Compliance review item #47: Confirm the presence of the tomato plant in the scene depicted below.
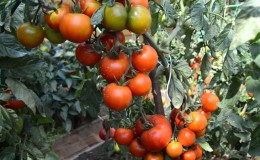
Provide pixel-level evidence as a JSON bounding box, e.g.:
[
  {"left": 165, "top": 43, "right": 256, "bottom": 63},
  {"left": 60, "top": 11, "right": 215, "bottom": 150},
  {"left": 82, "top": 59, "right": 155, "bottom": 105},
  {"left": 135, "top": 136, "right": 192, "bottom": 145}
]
[
  {"left": 166, "top": 141, "right": 183, "bottom": 158},
  {"left": 177, "top": 128, "right": 196, "bottom": 147},
  {"left": 129, "top": 138, "right": 147, "bottom": 157},
  {"left": 187, "top": 111, "right": 207, "bottom": 132},
  {"left": 45, "top": 24, "right": 66, "bottom": 44},
  {"left": 144, "top": 152, "right": 164, "bottom": 160}
]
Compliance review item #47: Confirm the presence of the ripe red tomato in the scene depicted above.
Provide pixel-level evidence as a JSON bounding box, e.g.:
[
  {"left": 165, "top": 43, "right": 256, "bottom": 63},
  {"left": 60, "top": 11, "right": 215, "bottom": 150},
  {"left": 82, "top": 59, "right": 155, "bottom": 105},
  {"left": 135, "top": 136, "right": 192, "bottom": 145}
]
[
  {"left": 102, "top": 83, "right": 132, "bottom": 111},
  {"left": 129, "top": 138, "right": 147, "bottom": 157},
  {"left": 170, "top": 108, "right": 187, "bottom": 128},
  {"left": 127, "top": 5, "right": 151, "bottom": 34},
  {"left": 248, "top": 92, "right": 254, "bottom": 97},
  {"left": 195, "top": 128, "right": 206, "bottom": 138},
  {"left": 75, "top": 43, "right": 101, "bottom": 66},
  {"left": 100, "top": 31, "right": 125, "bottom": 51},
  {"left": 197, "top": 108, "right": 211, "bottom": 119},
  {"left": 187, "top": 111, "right": 207, "bottom": 132},
  {"left": 59, "top": 13, "right": 93, "bottom": 43},
  {"left": 192, "top": 143, "right": 203, "bottom": 159},
  {"left": 5, "top": 100, "right": 25, "bottom": 110},
  {"left": 166, "top": 141, "right": 183, "bottom": 158},
  {"left": 132, "top": 45, "right": 158, "bottom": 73},
  {"left": 144, "top": 152, "right": 164, "bottom": 160},
  {"left": 195, "top": 56, "right": 201, "bottom": 63},
  {"left": 45, "top": 24, "right": 66, "bottom": 44},
  {"left": 80, "top": 0, "right": 101, "bottom": 17},
  {"left": 103, "top": 2, "right": 127, "bottom": 31},
  {"left": 201, "top": 92, "right": 220, "bottom": 112},
  {"left": 98, "top": 127, "right": 115, "bottom": 140},
  {"left": 191, "top": 62, "right": 200, "bottom": 70},
  {"left": 130, "top": 0, "right": 149, "bottom": 8},
  {"left": 177, "top": 128, "right": 196, "bottom": 147},
  {"left": 181, "top": 150, "right": 196, "bottom": 160},
  {"left": 127, "top": 73, "right": 152, "bottom": 96},
  {"left": 16, "top": 23, "right": 45, "bottom": 48},
  {"left": 114, "top": 128, "right": 134, "bottom": 145},
  {"left": 45, "top": 3, "right": 71, "bottom": 31},
  {"left": 99, "top": 52, "right": 129, "bottom": 82},
  {"left": 136, "top": 114, "right": 172, "bottom": 152},
  {"left": 99, "top": 128, "right": 106, "bottom": 140}
]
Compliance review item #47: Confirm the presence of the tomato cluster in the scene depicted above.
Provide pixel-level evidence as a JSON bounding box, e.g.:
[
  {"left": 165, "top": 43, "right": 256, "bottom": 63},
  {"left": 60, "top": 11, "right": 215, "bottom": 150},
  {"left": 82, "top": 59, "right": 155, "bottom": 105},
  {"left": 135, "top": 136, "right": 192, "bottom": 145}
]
[
  {"left": 165, "top": 91, "right": 219, "bottom": 160},
  {"left": 16, "top": 0, "right": 151, "bottom": 49}
]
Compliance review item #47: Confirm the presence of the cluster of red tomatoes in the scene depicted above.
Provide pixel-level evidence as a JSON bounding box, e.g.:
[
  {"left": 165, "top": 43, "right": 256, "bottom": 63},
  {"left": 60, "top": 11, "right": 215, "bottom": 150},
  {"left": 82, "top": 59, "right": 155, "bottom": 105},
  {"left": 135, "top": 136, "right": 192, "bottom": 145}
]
[
  {"left": 166, "top": 91, "right": 220, "bottom": 160},
  {"left": 99, "top": 91, "right": 220, "bottom": 160},
  {"left": 16, "top": 0, "right": 151, "bottom": 49}
]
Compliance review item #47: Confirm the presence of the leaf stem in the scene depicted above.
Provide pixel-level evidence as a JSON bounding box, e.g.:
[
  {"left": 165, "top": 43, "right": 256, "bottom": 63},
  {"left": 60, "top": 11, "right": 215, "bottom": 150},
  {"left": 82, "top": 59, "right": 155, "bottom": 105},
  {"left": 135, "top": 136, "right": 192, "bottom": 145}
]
[{"left": 209, "top": 12, "right": 229, "bottom": 24}]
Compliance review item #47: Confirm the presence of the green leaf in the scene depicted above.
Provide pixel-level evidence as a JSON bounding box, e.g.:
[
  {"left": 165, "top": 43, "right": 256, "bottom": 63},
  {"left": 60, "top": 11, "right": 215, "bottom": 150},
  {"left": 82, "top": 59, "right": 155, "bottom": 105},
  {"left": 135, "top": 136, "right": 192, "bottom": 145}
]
[
  {"left": 234, "top": 132, "right": 251, "bottom": 143},
  {"left": 64, "top": 119, "right": 72, "bottom": 132},
  {"left": 205, "top": 25, "right": 220, "bottom": 41},
  {"left": 223, "top": 50, "right": 239, "bottom": 75},
  {"left": 45, "top": 151, "right": 59, "bottom": 160},
  {"left": 230, "top": 0, "right": 260, "bottom": 49},
  {"left": 5, "top": 78, "right": 44, "bottom": 114},
  {"left": 225, "top": 77, "right": 242, "bottom": 99},
  {"left": 200, "top": 53, "right": 211, "bottom": 80},
  {"left": 0, "top": 56, "right": 45, "bottom": 79},
  {"left": 191, "top": 3, "right": 205, "bottom": 31},
  {"left": 168, "top": 74, "right": 185, "bottom": 109},
  {"left": 151, "top": 12, "right": 159, "bottom": 36},
  {"left": 0, "top": 33, "right": 28, "bottom": 58},
  {"left": 246, "top": 77, "right": 260, "bottom": 104},
  {"left": 79, "top": 79, "right": 102, "bottom": 118},
  {"left": 91, "top": 4, "right": 106, "bottom": 25},
  {"left": 249, "top": 124, "right": 260, "bottom": 156},
  {"left": 0, "top": 147, "right": 15, "bottom": 160},
  {"left": 199, "top": 141, "right": 213, "bottom": 152},
  {"left": 250, "top": 44, "right": 260, "bottom": 67},
  {"left": 173, "top": 60, "right": 192, "bottom": 78},
  {"left": 162, "top": 0, "right": 176, "bottom": 27},
  {"left": 226, "top": 113, "right": 244, "bottom": 130},
  {"left": 183, "top": 27, "right": 193, "bottom": 58},
  {"left": 215, "top": 23, "right": 233, "bottom": 51}
]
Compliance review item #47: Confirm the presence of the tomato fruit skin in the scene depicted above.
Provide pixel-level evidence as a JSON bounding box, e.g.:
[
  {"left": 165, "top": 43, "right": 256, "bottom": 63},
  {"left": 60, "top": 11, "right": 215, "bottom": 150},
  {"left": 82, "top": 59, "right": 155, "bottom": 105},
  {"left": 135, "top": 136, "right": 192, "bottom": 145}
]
[
  {"left": 59, "top": 13, "right": 93, "bottom": 43},
  {"left": 127, "top": 73, "right": 152, "bottom": 96},
  {"left": 191, "top": 62, "right": 200, "bottom": 70},
  {"left": 127, "top": 5, "right": 151, "bottom": 34},
  {"left": 103, "top": 2, "right": 127, "bottom": 31},
  {"left": 45, "top": 24, "right": 66, "bottom": 44},
  {"left": 80, "top": 0, "right": 101, "bottom": 17},
  {"left": 187, "top": 111, "right": 207, "bottom": 132},
  {"left": 201, "top": 92, "right": 220, "bottom": 112},
  {"left": 192, "top": 143, "right": 203, "bottom": 159},
  {"left": 99, "top": 128, "right": 106, "bottom": 140},
  {"left": 16, "top": 23, "right": 45, "bottom": 49},
  {"left": 100, "top": 31, "right": 125, "bottom": 51},
  {"left": 130, "top": 0, "right": 149, "bottom": 8},
  {"left": 197, "top": 108, "right": 211, "bottom": 119},
  {"left": 100, "top": 52, "right": 129, "bottom": 82},
  {"left": 195, "top": 128, "right": 206, "bottom": 138},
  {"left": 166, "top": 141, "right": 183, "bottom": 158},
  {"left": 144, "top": 152, "right": 164, "bottom": 160},
  {"left": 5, "top": 100, "right": 25, "bottom": 110},
  {"left": 114, "top": 128, "right": 134, "bottom": 145},
  {"left": 137, "top": 114, "right": 172, "bottom": 152},
  {"left": 181, "top": 150, "right": 196, "bottom": 160},
  {"left": 45, "top": 3, "right": 71, "bottom": 31},
  {"left": 129, "top": 138, "right": 147, "bottom": 157},
  {"left": 177, "top": 128, "right": 196, "bottom": 147},
  {"left": 170, "top": 108, "right": 187, "bottom": 128},
  {"left": 75, "top": 43, "right": 101, "bottom": 66},
  {"left": 103, "top": 83, "right": 132, "bottom": 111},
  {"left": 132, "top": 45, "right": 158, "bottom": 73}
]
